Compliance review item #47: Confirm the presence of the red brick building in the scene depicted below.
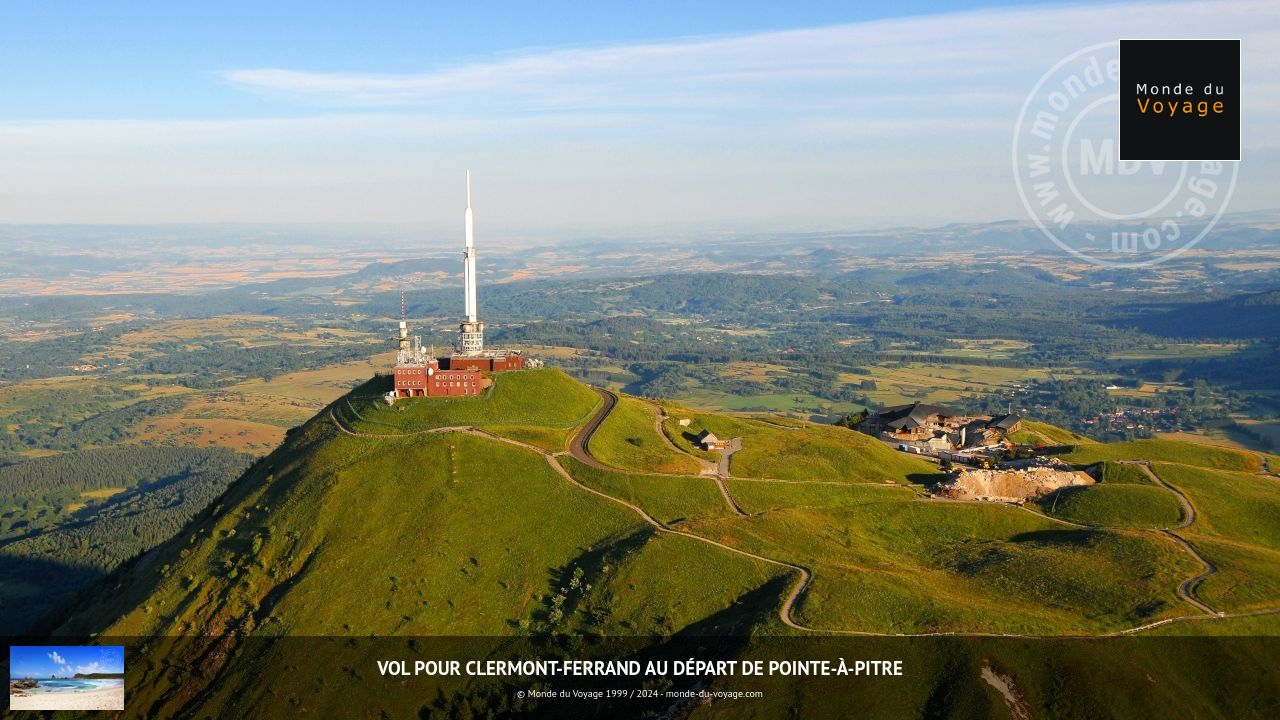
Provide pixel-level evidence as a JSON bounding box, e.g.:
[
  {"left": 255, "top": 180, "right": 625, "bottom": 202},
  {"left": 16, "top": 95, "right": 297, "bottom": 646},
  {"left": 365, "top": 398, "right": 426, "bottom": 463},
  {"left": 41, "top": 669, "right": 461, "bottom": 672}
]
[
  {"left": 441, "top": 351, "right": 525, "bottom": 372},
  {"left": 393, "top": 360, "right": 482, "bottom": 398}
]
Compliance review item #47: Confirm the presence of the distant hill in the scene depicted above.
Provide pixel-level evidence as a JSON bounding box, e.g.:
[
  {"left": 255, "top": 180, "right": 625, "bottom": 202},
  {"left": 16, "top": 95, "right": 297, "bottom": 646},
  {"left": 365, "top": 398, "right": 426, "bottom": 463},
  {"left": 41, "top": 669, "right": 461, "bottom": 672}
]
[{"left": 1125, "top": 290, "right": 1280, "bottom": 340}]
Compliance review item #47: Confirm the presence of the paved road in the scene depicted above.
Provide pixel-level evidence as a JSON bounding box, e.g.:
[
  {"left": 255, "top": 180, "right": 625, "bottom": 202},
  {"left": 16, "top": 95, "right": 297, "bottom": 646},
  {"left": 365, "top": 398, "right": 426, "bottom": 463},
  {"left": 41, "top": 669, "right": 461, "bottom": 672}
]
[
  {"left": 715, "top": 438, "right": 749, "bottom": 517},
  {"left": 329, "top": 397, "right": 1277, "bottom": 637},
  {"left": 648, "top": 401, "right": 746, "bottom": 515},
  {"left": 567, "top": 388, "right": 617, "bottom": 471},
  {"left": 718, "top": 437, "right": 742, "bottom": 476}
]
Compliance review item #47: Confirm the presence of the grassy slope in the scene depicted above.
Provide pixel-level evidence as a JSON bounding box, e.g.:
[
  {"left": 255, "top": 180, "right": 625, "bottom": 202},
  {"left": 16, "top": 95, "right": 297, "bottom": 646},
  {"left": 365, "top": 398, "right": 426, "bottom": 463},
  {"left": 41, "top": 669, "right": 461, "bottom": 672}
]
[
  {"left": 1141, "top": 613, "right": 1280, "bottom": 635},
  {"left": 696, "top": 482, "right": 1197, "bottom": 634},
  {"left": 58, "top": 416, "right": 772, "bottom": 642},
  {"left": 1064, "top": 439, "right": 1260, "bottom": 473},
  {"left": 662, "top": 407, "right": 940, "bottom": 483},
  {"left": 588, "top": 396, "right": 701, "bottom": 475},
  {"left": 1039, "top": 484, "right": 1185, "bottom": 529},
  {"left": 1014, "top": 420, "right": 1094, "bottom": 445},
  {"left": 346, "top": 368, "right": 599, "bottom": 434},
  {"left": 726, "top": 480, "right": 919, "bottom": 515},
  {"left": 479, "top": 424, "right": 574, "bottom": 453},
  {"left": 1154, "top": 463, "right": 1280, "bottom": 611},
  {"left": 1100, "top": 461, "right": 1154, "bottom": 484},
  {"left": 26, "top": 367, "right": 1280, "bottom": 718},
  {"left": 561, "top": 456, "right": 729, "bottom": 525}
]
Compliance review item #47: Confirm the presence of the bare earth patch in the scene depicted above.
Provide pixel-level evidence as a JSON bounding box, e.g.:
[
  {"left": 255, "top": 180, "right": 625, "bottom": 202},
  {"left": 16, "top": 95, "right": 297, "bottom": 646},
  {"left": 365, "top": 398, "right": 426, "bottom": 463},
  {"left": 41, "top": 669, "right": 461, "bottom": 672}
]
[{"left": 935, "top": 459, "right": 1095, "bottom": 503}]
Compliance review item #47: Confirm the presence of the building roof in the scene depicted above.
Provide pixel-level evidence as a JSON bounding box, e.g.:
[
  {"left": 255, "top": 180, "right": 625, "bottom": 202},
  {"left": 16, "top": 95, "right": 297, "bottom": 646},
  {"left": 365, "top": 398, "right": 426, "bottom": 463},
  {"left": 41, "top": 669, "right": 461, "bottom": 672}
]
[
  {"left": 877, "top": 402, "right": 960, "bottom": 430},
  {"left": 695, "top": 430, "right": 720, "bottom": 444},
  {"left": 988, "top": 414, "right": 1022, "bottom": 430}
]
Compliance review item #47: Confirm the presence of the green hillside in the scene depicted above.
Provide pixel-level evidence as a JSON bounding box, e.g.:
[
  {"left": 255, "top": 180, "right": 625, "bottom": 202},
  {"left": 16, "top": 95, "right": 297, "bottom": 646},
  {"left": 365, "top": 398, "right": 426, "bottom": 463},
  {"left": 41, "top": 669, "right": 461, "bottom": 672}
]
[
  {"left": 40, "top": 370, "right": 1280, "bottom": 718},
  {"left": 1100, "top": 461, "right": 1155, "bottom": 484},
  {"left": 696, "top": 482, "right": 1196, "bottom": 634},
  {"left": 1011, "top": 419, "right": 1094, "bottom": 445},
  {"left": 1152, "top": 463, "right": 1280, "bottom": 612},
  {"left": 1039, "top": 484, "right": 1186, "bottom": 529},
  {"left": 588, "top": 395, "right": 702, "bottom": 475},
  {"left": 344, "top": 367, "right": 599, "bottom": 432},
  {"left": 662, "top": 405, "right": 940, "bottom": 483},
  {"left": 58, "top": 407, "right": 771, "bottom": 641},
  {"left": 561, "top": 456, "right": 728, "bottom": 525},
  {"left": 1063, "top": 438, "right": 1261, "bottom": 472}
]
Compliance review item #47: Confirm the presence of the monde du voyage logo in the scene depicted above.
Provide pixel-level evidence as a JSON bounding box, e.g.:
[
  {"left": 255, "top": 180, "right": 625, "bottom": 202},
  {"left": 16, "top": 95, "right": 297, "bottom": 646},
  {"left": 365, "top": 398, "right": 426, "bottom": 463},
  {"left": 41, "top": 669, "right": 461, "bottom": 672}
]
[{"left": 1013, "top": 39, "right": 1241, "bottom": 267}]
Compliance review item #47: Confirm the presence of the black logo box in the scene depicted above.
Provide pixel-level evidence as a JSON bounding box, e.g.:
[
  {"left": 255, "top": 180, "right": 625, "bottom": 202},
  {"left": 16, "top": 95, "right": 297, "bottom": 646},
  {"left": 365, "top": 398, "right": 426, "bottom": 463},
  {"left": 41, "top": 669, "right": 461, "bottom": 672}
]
[{"left": 1120, "top": 39, "right": 1240, "bottom": 161}]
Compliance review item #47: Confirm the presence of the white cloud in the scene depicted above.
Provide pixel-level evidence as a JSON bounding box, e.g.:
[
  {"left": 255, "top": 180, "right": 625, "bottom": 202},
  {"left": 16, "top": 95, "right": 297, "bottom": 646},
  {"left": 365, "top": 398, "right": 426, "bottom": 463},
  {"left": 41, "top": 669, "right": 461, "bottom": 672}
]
[
  {"left": 75, "top": 662, "right": 109, "bottom": 675},
  {"left": 48, "top": 651, "right": 65, "bottom": 665},
  {"left": 1, "top": 0, "right": 1277, "bottom": 227},
  {"left": 220, "top": 0, "right": 1280, "bottom": 115}
]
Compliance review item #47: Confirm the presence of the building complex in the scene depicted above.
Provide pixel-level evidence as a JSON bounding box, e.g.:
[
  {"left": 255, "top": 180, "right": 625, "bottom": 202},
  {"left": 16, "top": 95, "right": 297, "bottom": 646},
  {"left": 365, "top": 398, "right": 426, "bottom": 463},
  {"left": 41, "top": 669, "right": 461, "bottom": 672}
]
[{"left": 391, "top": 173, "right": 533, "bottom": 400}]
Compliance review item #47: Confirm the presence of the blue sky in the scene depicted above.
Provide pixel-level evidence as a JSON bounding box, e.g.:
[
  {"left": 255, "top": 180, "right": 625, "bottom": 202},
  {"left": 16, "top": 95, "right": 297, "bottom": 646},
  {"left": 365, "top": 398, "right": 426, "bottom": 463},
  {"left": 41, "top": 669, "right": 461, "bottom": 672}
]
[
  {"left": 9, "top": 646, "right": 124, "bottom": 679},
  {"left": 1, "top": 0, "right": 1276, "bottom": 233},
  {"left": 1, "top": 0, "right": 1078, "bottom": 120}
]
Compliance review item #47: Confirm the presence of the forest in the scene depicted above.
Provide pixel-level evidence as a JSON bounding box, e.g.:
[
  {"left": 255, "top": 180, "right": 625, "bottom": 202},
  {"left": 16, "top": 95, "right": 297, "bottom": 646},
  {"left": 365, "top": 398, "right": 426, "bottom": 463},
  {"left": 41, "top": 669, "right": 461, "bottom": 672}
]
[{"left": 0, "top": 446, "right": 250, "bottom": 634}]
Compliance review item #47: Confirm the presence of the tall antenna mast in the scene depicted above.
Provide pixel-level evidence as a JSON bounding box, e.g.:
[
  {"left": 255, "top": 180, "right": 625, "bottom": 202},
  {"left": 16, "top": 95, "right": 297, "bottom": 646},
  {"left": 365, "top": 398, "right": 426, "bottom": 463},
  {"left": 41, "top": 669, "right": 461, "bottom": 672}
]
[
  {"left": 396, "top": 289, "right": 410, "bottom": 357},
  {"left": 457, "top": 170, "right": 484, "bottom": 355}
]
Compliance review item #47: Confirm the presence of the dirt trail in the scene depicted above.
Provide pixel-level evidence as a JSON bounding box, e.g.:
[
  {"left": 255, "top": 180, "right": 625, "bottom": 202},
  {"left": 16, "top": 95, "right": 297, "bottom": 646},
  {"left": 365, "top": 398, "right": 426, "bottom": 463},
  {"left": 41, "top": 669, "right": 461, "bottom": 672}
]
[
  {"left": 647, "top": 401, "right": 719, "bottom": 476},
  {"left": 328, "top": 397, "right": 1278, "bottom": 638},
  {"left": 644, "top": 400, "right": 748, "bottom": 516},
  {"left": 1118, "top": 461, "right": 1221, "bottom": 616}
]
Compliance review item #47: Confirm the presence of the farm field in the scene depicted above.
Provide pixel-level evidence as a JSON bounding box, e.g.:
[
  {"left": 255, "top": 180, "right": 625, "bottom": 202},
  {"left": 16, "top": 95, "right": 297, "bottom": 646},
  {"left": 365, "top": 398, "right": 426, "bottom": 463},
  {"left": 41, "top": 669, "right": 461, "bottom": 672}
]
[
  {"left": 132, "top": 416, "right": 285, "bottom": 454},
  {"left": 678, "top": 388, "right": 859, "bottom": 416},
  {"left": 1105, "top": 343, "right": 1244, "bottom": 361},
  {"left": 844, "top": 362, "right": 1095, "bottom": 407}
]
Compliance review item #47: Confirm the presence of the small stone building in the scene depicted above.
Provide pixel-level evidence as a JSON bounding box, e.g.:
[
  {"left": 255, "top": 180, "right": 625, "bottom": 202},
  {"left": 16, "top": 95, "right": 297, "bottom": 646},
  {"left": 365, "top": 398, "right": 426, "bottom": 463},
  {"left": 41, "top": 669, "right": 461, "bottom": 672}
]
[{"left": 696, "top": 430, "right": 727, "bottom": 451}]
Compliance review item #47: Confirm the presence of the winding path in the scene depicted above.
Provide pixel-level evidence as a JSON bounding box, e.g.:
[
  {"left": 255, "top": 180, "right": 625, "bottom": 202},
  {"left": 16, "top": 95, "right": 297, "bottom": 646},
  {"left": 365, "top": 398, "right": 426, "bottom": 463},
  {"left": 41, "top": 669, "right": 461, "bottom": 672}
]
[
  {"left": 648, "top": 401, "right": 719, "bottom": 477},
  {"left": 329, "top": 396, "right": 1276, "bottom": 638},
  {"left": 567, "top": 388, "right": 617, "bottom": 471},
  {"left": 714, "top": 437, "right": 749, "bottom": 517},
  {"left": 1118, "top": 461, "right": 1222, "bottom": 616}
]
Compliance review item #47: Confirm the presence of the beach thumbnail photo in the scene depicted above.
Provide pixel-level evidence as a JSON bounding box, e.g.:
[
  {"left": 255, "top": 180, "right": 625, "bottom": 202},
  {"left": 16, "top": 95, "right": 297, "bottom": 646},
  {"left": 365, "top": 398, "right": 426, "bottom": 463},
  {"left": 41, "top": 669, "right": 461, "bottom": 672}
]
[{"left": 8, "top": 645, "right": 125, "bottom": 711}]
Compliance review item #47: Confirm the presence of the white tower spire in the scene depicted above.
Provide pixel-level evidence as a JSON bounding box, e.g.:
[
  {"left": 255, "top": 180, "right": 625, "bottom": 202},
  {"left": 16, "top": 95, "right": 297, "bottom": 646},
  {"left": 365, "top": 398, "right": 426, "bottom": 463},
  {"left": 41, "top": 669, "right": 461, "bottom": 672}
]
[
  {"left": 463, "top": 170, "right": 477, "bottom": 323},
  {"left": 457, "top": 170, "right": 485, "bottom": 355}
]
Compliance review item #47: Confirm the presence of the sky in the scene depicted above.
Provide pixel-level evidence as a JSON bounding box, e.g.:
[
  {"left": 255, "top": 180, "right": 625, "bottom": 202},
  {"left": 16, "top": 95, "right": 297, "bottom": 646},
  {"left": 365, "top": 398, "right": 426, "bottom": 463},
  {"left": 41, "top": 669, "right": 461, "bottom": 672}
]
[
  {"left": 9, "top": 646, "right": 124, "bottom": 679},
  {"left": 1, "top": 0, "right": 1277, "bottom": 237}
]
